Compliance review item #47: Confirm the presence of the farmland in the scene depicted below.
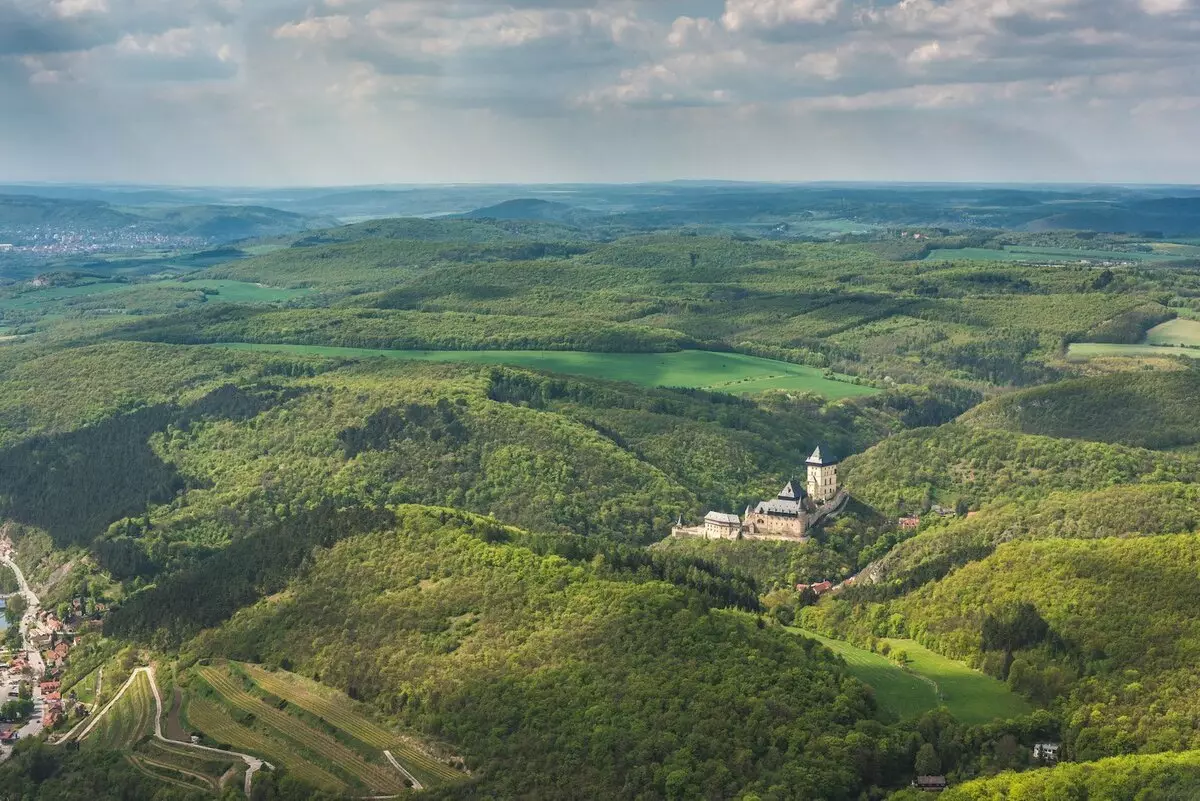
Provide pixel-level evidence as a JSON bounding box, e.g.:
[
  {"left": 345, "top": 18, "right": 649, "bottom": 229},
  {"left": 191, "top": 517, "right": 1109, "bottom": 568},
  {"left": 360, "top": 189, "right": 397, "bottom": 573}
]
[
  {"left": 1145, "top": 317, "right": 1200, "bottom": 346},
  {"left": 80, "top": 669, "right": 155, "bottom": 750},
  {"left": 1066, "top": 342, "right": 1200, "bottom": 360},
  {"left": 925, "top": 245, "right": 1195, "bottom": 264},
  {"left": 213, "top": 343, "right": 879, "bottom": 398},
  {"left": 794, "top": 630, "right": 1032, "bottom": 725},
  {"left": 180, "top": 661, "right": 464, "bottom": 794}
]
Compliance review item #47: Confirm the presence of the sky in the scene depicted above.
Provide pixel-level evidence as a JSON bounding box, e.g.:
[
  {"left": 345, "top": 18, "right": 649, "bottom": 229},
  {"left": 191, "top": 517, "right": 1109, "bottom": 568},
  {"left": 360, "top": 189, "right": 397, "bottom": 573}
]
[{"left": 2, "top": 0, "right": 1199, "bottom": 185}]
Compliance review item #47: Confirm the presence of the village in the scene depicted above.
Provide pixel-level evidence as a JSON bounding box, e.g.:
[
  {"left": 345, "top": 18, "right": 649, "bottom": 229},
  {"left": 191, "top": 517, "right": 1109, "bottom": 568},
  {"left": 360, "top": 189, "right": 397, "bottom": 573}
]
[{"left": 0, "top": 538, "right": 104, "bottom": 757}]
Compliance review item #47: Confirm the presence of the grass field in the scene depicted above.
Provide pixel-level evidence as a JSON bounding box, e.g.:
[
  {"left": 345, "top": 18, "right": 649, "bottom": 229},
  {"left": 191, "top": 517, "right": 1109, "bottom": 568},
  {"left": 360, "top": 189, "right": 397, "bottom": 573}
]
[
  {"left": 1145, "top": 318, "right": 1200, "bottom": 346},
  {"left": 1067, "top": 342, "right": 1200, "bottom": 360},
  {"left": 212, "top": 343, "right": 879, "bottom": 398},
  {"left": 83, "top": 670, "right": 155, "bottom": 750},
  {"left": 0, "top": 278, "right": 306, "bottom": 314},
  {"left": 925, "top": 245, "right": 1189, "bottom": 264},
  {"left": 794, "top": 630, "right": 1032, "bottom": 725}
]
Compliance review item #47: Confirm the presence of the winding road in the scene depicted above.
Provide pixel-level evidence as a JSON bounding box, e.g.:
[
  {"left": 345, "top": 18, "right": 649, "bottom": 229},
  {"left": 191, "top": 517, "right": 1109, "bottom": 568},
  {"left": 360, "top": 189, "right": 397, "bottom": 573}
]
[
  {"left": 72, "top": 665, "right": 272, "bottom": 797},
  {"left": 0, "top": 549, "right": 45, "bottom": 761}
]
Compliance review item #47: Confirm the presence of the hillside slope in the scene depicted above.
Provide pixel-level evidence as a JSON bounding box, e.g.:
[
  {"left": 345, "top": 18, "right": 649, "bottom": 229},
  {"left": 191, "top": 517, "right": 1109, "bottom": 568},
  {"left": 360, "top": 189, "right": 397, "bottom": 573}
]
[{"left": 960, "top": 370, "right": 1200, "bottom": 449}]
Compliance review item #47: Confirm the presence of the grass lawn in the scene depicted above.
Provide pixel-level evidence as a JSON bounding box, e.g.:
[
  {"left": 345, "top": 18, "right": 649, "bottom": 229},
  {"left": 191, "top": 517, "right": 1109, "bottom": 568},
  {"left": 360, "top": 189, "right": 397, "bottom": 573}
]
[
  {"left": 1067, "top": 342, "right": 1200, "bottom": 360},
  {"left": 210, "top": 343, "right": 879, "bottom": 399},
  {"left": 1145, "top": 318, "right": 1200, "bottom": 346},
  {"left": 794, "top": 630, "right": 1032, "bottom": 724},
  {"left": 0, "top": 279, "right": 305, "bottom": 314}
]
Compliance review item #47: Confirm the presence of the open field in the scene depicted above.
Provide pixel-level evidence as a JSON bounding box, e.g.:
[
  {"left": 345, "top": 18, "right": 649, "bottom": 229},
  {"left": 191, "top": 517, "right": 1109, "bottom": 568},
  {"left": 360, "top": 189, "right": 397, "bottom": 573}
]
[
  {"left": 795, "top": 629, "right": 939, "bottom": 719},
  {"left": 925, "top": 245, "right": 1195, "bottom": 264},
  {"left": 794, "top": 630, "right": 1032, "bottom": 724},
  {"left": 1145, "top": 317, "right": 1200, "bottom": 346},
  {"left": 82, "top": 669, "right": 154, "bottom": 750},
  {"left": 0, "top": 278, "right": 306, "bottom": 314},
  {"left": 1067, "top": 342, "right": 1200, "bottom": 360},
  {"left": 213, "top": 343, "right": 879, "bottom": 398}
]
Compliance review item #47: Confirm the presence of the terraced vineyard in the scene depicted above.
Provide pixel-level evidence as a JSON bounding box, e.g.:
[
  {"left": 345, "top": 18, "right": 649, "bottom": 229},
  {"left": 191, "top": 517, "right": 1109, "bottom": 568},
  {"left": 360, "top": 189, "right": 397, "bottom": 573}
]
[
  {"left": 128, "top": 739, "right": 243, "bottom": 795},
  {"left": 241, "top": 663, "right": 464, "bottom": 786},
  {"left": 187, "top": 662, "right": 455, "bottom": 794},
  {"left": 82, "top": 669, "right": 155, "bottom": 750},
  {"left": 184, "top": 696, "right": 347, "bottom": 792}
]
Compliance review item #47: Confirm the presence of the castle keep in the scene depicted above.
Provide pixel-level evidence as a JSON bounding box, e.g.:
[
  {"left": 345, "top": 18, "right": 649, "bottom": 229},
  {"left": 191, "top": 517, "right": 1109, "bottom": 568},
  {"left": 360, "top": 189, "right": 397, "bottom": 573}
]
[{"left": 673, "top": 447, "right": 846, "bottom": 543}]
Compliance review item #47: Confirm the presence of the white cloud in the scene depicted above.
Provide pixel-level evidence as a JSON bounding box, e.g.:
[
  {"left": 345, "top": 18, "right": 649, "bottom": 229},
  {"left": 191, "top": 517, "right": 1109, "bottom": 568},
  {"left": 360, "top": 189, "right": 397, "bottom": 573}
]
[{"left": 722, "top": 0, "right": 843, "bottom": 31}]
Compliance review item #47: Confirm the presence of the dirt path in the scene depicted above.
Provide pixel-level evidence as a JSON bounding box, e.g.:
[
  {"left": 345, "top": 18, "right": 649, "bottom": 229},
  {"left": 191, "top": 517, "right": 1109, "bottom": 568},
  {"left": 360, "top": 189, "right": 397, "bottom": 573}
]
[
  {"left": 384, "top": 749, "right": 425, "bottom": 791},
  {"left": 166, "top": 687, "right": 188, "bottom": 741},
  {"left": 63, "top": 666, "right": 272, "bottom": 798}
]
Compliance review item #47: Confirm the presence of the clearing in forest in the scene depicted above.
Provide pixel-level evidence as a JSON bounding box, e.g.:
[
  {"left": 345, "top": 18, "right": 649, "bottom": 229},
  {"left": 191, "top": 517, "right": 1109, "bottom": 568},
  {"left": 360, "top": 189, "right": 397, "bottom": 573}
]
[
  {"left": 794, "top": 630, "right": 1032, "bottom": 725},
  {"left": 1145, "top": 317, "right": 1200, "bottom": 347},
  {"left": 213, "top": 343, "right": 879, "bottom": 399},
  {"left": 1067, "top": 342, "right": 1200, "bottom": 361}
]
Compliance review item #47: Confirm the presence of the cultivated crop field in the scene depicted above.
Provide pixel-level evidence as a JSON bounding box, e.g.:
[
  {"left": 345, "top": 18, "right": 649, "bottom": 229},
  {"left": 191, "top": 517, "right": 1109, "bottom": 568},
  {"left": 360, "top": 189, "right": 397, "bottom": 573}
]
[
  {"left": 184, "top": 661, "right": 465, "bottom": 794},
  {"left": 1145, "top": 318, "right": 1200, "bottom": 346},
  {"left": 795, "top": 630, "right": 1031, "bottom": 724},
  {"left": 924, "top": 245, "right": 1184, "bottom": 264},
  {"left": 1067, "top": 343, "right": 1200, "bottom": 361},
  {"left": 214, "top": 343, "right": 879, "bottom": 398},
  {"left": 241, "top": 663, "right": 463, "bottom": 787},
  {"left": 129, "top": 739, "right": 243, "bottom": 794},
  {"left": 82, "top": 669, "right": 155, "bottom": 750}
]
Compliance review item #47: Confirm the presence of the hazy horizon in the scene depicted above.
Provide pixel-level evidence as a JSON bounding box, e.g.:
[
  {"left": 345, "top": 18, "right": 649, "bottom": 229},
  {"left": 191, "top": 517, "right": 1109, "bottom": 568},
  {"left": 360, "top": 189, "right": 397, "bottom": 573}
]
[{"left": 3, "top": 0, "right": 1199, "bottom": 186}]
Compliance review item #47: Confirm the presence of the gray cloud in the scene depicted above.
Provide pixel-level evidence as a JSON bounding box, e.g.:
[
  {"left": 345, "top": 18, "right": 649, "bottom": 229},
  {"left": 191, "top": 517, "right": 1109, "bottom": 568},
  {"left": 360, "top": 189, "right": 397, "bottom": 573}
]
[{"left": 1, "top": 0, "right": 1199, "bottom": 183}]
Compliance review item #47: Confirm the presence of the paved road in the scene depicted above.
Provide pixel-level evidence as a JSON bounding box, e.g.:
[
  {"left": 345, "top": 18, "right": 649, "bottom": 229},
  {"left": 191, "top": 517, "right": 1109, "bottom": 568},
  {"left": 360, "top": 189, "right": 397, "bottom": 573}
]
[{"left": 0, "top": 551, "right": 45, "bottom": 762}]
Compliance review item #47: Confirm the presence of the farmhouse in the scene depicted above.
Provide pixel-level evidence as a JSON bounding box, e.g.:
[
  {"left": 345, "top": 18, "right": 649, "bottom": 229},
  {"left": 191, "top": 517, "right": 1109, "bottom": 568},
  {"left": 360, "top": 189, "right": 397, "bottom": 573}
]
[{"left": 673, "top": 446, "right": 847, "bottom": 542}]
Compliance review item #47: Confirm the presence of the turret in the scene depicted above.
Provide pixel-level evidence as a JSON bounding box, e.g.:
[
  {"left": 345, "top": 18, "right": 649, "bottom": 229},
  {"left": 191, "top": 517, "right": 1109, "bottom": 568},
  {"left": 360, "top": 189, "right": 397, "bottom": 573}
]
[{"left": 806, "top": 446, "right": 839, "bottom": 504}]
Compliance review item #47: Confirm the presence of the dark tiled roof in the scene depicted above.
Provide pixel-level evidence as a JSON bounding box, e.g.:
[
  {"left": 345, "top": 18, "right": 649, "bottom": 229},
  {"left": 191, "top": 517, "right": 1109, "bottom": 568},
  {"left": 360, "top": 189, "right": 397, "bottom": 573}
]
[{"left": 755, "top": 499, "right": 804, "bottom": 517}]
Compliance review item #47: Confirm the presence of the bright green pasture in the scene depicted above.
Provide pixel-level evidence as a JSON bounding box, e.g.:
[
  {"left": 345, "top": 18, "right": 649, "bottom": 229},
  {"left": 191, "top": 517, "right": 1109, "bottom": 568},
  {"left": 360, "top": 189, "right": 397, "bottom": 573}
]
[
  {"left": 1067, "top": 342, "right": 1200, "bottom": 360},
  {"left": 211, "top": 343, "right": 879, "bottom": 398},
  {"left": 795, "top": 630, "right": 1032, "bottom": 724},
  {"left": 795, "top": 629, "right": 938, "bottom": 720},
  {"left": 1145, "top": 318, "right": 1200, "bottom": 346},
  {"left": 0, "top": 279, "right": 304, "bottom": 313}
]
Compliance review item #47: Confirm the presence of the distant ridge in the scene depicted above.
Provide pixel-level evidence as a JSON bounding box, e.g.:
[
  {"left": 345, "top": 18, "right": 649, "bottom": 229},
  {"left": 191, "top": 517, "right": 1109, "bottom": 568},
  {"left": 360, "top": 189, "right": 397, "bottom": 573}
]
[{"left": 456, "top": 198, "right": 587, "bottom": 223}]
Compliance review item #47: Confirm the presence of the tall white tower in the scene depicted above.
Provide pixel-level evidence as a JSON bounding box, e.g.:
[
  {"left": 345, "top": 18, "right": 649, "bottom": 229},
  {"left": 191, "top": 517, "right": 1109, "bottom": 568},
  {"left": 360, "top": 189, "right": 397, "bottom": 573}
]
[{"left": 806, "top": 446, "right": 839, "bottom": 504}]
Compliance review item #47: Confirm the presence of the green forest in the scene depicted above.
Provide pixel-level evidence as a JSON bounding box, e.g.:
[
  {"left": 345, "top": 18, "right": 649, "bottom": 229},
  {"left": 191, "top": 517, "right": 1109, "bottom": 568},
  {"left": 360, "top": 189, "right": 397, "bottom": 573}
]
[{"left": 3, "top": 215, "right": 1200, "bottom": 799}]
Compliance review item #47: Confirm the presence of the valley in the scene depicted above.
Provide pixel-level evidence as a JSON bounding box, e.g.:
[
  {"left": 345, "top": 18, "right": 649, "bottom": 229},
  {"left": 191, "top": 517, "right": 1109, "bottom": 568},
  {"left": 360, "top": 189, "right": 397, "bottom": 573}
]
[{"left": 2, "top": 187, "right": 1200, "bottom": 799}]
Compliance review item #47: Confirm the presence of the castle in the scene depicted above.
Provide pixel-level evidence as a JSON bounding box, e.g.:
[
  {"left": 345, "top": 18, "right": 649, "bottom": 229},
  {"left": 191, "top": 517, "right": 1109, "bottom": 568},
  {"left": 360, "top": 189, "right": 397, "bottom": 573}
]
[{"left": 673, "top": 447, "right": 847, "bottom": 543}]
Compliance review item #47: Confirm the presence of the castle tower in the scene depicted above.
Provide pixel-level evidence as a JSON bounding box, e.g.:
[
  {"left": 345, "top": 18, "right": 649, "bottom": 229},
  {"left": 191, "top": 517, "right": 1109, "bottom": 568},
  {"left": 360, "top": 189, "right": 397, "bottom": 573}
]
[{"left": 806, "top": 446, "right": 839, "bottom": 504}]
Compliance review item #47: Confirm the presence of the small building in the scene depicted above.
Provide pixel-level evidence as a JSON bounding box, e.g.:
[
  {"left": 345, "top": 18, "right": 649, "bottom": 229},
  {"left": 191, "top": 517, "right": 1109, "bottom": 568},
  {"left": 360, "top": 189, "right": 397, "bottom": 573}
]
[
  {"left": 702, "top": 512, "right": 743, "bottom": 540},
  {"left": 899, "top": 516, "right": 921, "bottom": 531},
  {"left": 0, "top": 728, "right": 17, "bottom": 744},
  {"left": 1033, "top": 742, "right": 1061, "bottom": 763},
  {"left": 53, "top": 642, "right": 69, "bottom": 660},
  {"left": 810, "top": 581, "right": 834, "bottom": 596},
  {"left": 39, "top": 681, "right": 60, "bottom": 694},
  {"left": 912, "top": 775, "right": 947, "bottom": 792}
]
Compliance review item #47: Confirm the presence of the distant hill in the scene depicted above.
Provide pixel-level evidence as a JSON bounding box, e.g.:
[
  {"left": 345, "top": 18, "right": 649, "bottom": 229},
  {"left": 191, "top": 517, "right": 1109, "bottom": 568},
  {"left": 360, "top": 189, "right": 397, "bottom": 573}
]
[
  {"left": 456, "top": 197, "right": 589, "bottom": 223},
  {"left": 0, "top": 194, "right": 334, "bottom": 244},
  {"left": 960, "top": 370, "right": 1200, "bottom": 449}
]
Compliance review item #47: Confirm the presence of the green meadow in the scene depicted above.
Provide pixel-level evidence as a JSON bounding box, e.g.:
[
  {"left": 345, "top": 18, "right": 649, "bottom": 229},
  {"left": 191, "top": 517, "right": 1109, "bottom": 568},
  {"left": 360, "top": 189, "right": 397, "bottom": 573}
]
[
  {"left": 795, "top": 629, "right": 1031, "bottom": 725},
  {"left": 1067, "top": 342, "right": 1200, "bottom": 360},
  {"left": 1145, "top": 317, "right": 1200, "bottom": 346},
  {"left": 211, "top": 343, "right": 879, "bottom": 398}
]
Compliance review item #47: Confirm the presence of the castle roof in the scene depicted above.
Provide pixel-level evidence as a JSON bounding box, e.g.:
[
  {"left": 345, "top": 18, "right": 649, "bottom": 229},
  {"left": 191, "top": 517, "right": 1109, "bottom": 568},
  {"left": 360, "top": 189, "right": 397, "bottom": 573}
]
[
  {"left": 778, "top": 480, "right": 806, "bottom": 501},
  {"left": 806, "top": 446, "right": 837, "bottom": 467},
  {"left": 704, "top": 511, "right": 742, "bottom": 526},
  {"left": 755, "top": 498, "right": 804, "bottom": 517}
]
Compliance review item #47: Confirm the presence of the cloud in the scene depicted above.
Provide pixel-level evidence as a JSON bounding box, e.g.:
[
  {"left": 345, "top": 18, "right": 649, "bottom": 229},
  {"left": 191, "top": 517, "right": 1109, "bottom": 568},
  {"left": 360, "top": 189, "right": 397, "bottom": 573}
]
[{"left": 1, "top": 0, "right": 1199, "bottom": 183}]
